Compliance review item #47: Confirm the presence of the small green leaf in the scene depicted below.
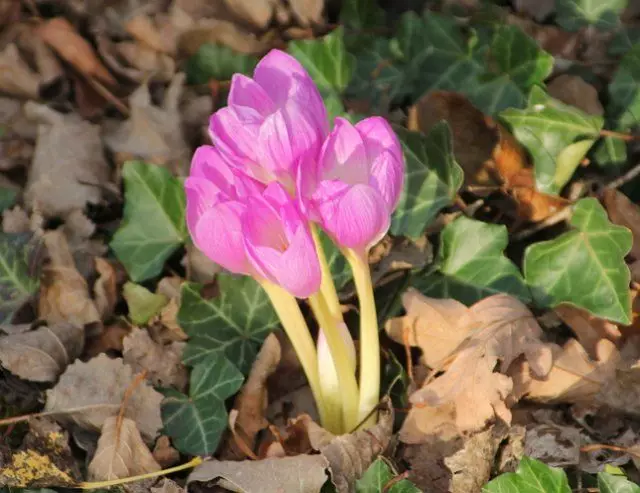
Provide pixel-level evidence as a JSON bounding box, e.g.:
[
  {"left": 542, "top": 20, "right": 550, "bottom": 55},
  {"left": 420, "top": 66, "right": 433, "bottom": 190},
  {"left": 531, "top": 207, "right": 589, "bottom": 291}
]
[
  {"left": 186, "top": 44, "right": 257, "bottom": 85},
  {"left": 524, "top": 198, "right": 632, "bottom": 324},
  {"left": 413, "top": 216, "right": 531, "bottom": 305},
  {"left": 609, "top": 27, "right": 640, "bottom": 56},
  {"left": 490, "top": 25, "right": 554, "bottom": 89},
  {"left": 340, "top": 0, "right": 385, "bottom": 29},
  {"left": 483, "top": 456, "right": 571, "bottom": 492},
  {"left": 0, "top": 233, "right": 39, "bottom": 323},
  {"left": 466, "top": 74, "right": 527, "bottom": 115},
  {"left": 123, "top": 282, "right": 168, "bottom": 325},
  {"left": 499, "top": 87, "right": 603, "bottom": 194},
  {"left": 161, "top": 356, "right": 243, "bottom": 455},
  {"left": 178, "top": 275, "right": 279, "bottom": 374},
  {"left": 317, "top": 229, "right": 352, "bottom": 291},
  {"left": 110, "top": 161, "right": 188, "bottom": 282},
  {"left": 598, "top": 472, "right": 640, "bottom": 493},
  {"left": 390, "top": 123, "right": 463, "bottom": 238},
  {"left": 0, "top": 188, "right": 17, "bottom": 213},
  {"left": 556, "top": 0, "right": 627, "bottom": 31},
  {"left": 592, "top": 136, "right": 627, "bottom": 169},
  {"left": 356, "top": 458, "right": 420, "bottom": 493},
  {"left": 607, "top": 44, "right": 640, "bottom": 131}
]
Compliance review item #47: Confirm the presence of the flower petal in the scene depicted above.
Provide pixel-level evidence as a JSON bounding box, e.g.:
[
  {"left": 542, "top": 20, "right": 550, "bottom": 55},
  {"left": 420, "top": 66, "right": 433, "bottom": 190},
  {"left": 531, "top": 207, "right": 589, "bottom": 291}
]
[
  {"left": 356, "top": 116, "right": 403, "bottom": 165},
  {"left": 314, "top": 182, "right": 390, "bottom": 250},
  {"left": 209, "top": 107, "right": 260, "bottom": 163},
  {"left": 254, "top": 50, "right": 313, "bottom": 105},
  {"left": 318, "top": 117, "right": 369, "bottom": 185},
  {"left": 369, "top": 150, "right": 404, "bottom": 211},
  {"left": 193, "top": 201, "right": 252, "bottom": 275},
  {"left": 228, "top": 74, "right": 274, "bottom": 116}
]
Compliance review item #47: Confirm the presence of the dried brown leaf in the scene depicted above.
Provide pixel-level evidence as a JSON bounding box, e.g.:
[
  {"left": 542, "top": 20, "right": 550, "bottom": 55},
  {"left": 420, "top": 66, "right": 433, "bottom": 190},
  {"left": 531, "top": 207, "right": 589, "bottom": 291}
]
[
  {"left": 122, "top": 328, "right": 188, "bottom": 390},
  {"left": 153, "top": 436, "right": 180, "bottom": 468},
  {"left": 188, "top": 455, "right": 330, "bottom": 493},
  {"left": 0, "top": 43, "right": 41, "bottom": 99},
  {"left": 547, "top": 75, "right": 604, "bottom": 116},
  {"left": 125, "top": 14, "right": 172, "bottom": 54},
  {"left": 94, "top": 258, "right": 118, "bottom": 321},
  {"left": 222, "top": 0, "right": 277, "bottom": 29},
  {"left": 88, "top": 416, "right": 161, "bottom": 481},
  {"left": 39, "top": 230, "right": 101, "bottom": 329},
  {"left": 114, "top": 42, "right": 175, "bottom": 81},
  {"left": 409, "top": 294, "right": 553, "bottom": 432},
  {"left": 24, "top": 102, "right": 112, "bottom": 217},
  {"left": 37, "top": 18, "right": 116, "bottom": 86},
  {"left": 604, "top": 189, "right": 640, "bottom": 260},
  {"left": 45, "top": 353, "right": 164, "bottom": 441},
  {"left": 555, "top": 304, "right": 621, "bottom": 358},
  {"left": 288, "top": 0, "right": 325, "bottom": 26},
  {"left": 524, "top": 424, "right": 581, "bottom": 468},
  {"left": 0, "top": 323, "right": 83, "bottom": 382},
  {"left": 177, "top": 17, "right": 265, "bottom": 57}
]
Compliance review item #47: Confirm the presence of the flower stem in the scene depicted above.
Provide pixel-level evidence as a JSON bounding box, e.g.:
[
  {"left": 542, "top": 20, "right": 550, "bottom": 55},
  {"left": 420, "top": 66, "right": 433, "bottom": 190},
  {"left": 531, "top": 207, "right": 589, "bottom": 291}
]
[
  {"left": 259, "top": 280, "right": 338, "bottom": 432},
  {"left": 311, "top": 224, "right": 344, "bottom": 321},
  {"left": 308, "top": 292, "right": 360, "bottom": 433},
  {"left": 343, "top": 248, "right": 379, "bottom": 428}
]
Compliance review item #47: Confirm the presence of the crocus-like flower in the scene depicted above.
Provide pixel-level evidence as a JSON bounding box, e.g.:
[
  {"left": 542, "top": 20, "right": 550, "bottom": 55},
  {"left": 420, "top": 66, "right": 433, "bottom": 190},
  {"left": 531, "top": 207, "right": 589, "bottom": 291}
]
[
  {"left": 185, "top": 145, "right": 264, "bottom": 275},
  {"left": 243, "top": 182, "right": 321, "bottom": 298},
  {"left": 301, "top": 116, "right": 404, "bottom": 252},
  {"left": 209, "top": 50, "right": 328, "bottom": 190}
]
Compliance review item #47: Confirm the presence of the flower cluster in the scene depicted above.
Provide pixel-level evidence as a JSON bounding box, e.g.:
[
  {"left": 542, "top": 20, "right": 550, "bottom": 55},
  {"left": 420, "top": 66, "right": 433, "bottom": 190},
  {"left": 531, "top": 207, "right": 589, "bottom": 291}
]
[{"left": 186, "top": 49, "right": 404, "bottom": 434}]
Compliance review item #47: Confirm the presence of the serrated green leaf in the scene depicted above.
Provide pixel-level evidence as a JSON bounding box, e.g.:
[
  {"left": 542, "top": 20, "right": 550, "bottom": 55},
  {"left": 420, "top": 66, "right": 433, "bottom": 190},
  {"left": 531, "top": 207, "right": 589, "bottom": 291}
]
[
  {"left": 161, "top": 356, "right": 243, "bottom": 455},
  {"left": 185, "top": 44, "right": 257, "bottom": 85},
  {"left": 598, "top": 472, "right": 640, "bottom": 493},
  {"left": 317, "top": 229, "right": 351, "bottom": 291},
  {"left": 179, "top": 275, "right": 279, "bottom": 374},
  {"left": 413, "top": 216, "right": 531, "bottom": 305},
  {"left": 524, "top": 198, "right": 632, "bottom": 324},
  {"left": 390, "top": 123, "right": 463, "bottom": 238},
  {"left": 592, "top": 136, "right": 627, "bottom": 169},
  {"left": 556, "top": 0, "right": 627, "bottom": 31},
  {"left": 123, "top": 282, "right": 168, "bottom": 325},
  {"left": 482, "top": 456, "right": 571, "bottom": 492},
  {"left": 466, "top": 73, "right": 527, "bottom": 115},
  {"left": 607, "top": 44, "right": 640, "bottom": 130},
  {"left": 356, "top": 458, "right": 420, "bottom": 493},
  {"left": 110, "top": 162, "right": 187, "bottom": 282},
  {"left": 609, "top": 27, "right": 640, "bottom": 56},
  {"left": 0, "top": 233, "right": 39, "bottom": 323},
  {"left": 340, "top": 0, "right": 385, "bottom": 29},
  {"left": 499, "top": 86, "right": 603, "bottom": 194}
]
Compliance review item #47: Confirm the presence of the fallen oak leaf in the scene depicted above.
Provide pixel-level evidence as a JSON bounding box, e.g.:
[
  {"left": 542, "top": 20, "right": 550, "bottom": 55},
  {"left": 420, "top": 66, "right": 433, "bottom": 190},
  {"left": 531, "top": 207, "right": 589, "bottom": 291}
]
[
  {"left": 603, "top": 188, "right": 640, "bottom": 261},
  {"left": 94, "top": 258, "right": 118, "bottom": 321},
  {"left": 0, "top": 43, "right": 41, "bottom": 99},
  {"left": 555, "top": 304, "right": 621, "bottom": 358},
  {"left": 88, "top": 416, "right": 161, "bottom": 481},
  {"left": 0, "top": 322, "right": 83, "bottom": 382}
]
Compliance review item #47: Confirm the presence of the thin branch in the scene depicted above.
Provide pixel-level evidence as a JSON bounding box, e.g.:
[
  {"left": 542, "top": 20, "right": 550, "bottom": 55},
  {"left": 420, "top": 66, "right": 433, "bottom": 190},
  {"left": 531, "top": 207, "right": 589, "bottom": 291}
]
[
  {"left": 0, "top": 403, "right": 120, "bottom": 427},
  {"left": 512, "top": 206, "right": 573, "bottom": 241},
  {"left": 605, "top": 161, "right": 640, "bottom": 190},
  {"left": 600, "top": 129, "right": 640, "bottom": 142}
]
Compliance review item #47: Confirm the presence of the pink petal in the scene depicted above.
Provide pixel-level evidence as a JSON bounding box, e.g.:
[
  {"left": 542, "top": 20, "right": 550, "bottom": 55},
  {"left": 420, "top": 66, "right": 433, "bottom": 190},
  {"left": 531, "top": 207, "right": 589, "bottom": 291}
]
[
  {"left": 253, "top": 50, "right": 312, "bottom": 106},
  {"left": 318, "top": 117, "right": 369, "bottom": 185},
  {"left": 185, "top": 176, "right": 219, "bottom": 234},
  {"left": 356, "top": 117, "right": 403, "bottom": 165},
  {"left": 314, "top": 182, "right": 390, "bottom": 250},
  {"left": 369, "top": 151, "right": 404, "bottom": 211},
  {"left": 193, "top": 202, "right": 252, "bottom": 275},
  {"left": 189, "top": 146, "right": 236, "bottom": 196},
  {"left": 228, "top": 74, "right": 274, "bottom": 117},
  {"left": 209, "top": 107, "right": 260, "bottom": 164}
]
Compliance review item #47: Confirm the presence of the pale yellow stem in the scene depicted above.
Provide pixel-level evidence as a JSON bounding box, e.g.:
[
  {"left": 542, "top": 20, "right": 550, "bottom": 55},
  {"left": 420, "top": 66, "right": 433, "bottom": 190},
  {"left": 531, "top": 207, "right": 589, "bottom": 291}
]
[
  {"left": 311, "top": 224, "right": 344, "bottom": 322},
  {"left": 259, "top": 279, "right": 339, "bottom": 432},
  {"left": 308, "top": 292, "right": 360, "bottom": 433},
  {"left": 343, "top": 248, "right": 379, "bottom": 428}
]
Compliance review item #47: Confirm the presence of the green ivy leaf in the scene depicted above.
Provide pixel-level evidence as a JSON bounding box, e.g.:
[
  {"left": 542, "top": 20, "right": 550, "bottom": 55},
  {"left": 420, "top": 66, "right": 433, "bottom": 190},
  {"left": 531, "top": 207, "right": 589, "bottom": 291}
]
[
  {"left": 499, "top": 86, "right": 603, "bottom": 194},
  {"left": 390, "top": 123, "right": 463, "bottom": 238},
  {"left": 0, "top": 188, "right": 17, "bottom": 213},
  {"left": 340, "top": 0, "right": 385, "bottom": 29},
  {"left": 556, "top": 0, "right": 627, "bottom": 31},
  {"left": 356, "top": 458, "right": 420, "bottom": 493},
  {"left": 490, "top": 25, "right": 553, "bottom": 89},
  {"left": 592, "top": 136, "right": 627, "bottom": 169},
  {"left": 598, "top": 472, "right": 640, "bottom": 492},
  {"left": 110, "top": 162, "right": 187, "bottom": 282},
  {"left": 161, "top": 356, "right": 243, "bottom": 455},
  {"left": 317, "top": 229, "right": 352, "bottom": 291},
  {"left": 607, "top": 43, "right": 640, "bottom": 131},
  {"left": 0, "top": 233, "right": 39, "bottom": 323},
  {"left": 186, "top": 44, "right": 257, "bottom": 85},
  {"left": 524, "top": 198, "right": 632, "bottom": 324},
  {"left": 609, "top": 27, "right": 640, "bottom": 56},
  {"left": 178, "top": 275, "right": 279, "bottom": 374},
  {"left": 123, "top": 282, "right": 168, "bottom": 325},
  {"left": 482, "top": 457, "right": 571, "bottom": 492},
  {"left": 467, "top": 73, "right": 527, "bottom": 115},
  {"left": 413, "top": 216, "right": 531, "bottom": 305}
]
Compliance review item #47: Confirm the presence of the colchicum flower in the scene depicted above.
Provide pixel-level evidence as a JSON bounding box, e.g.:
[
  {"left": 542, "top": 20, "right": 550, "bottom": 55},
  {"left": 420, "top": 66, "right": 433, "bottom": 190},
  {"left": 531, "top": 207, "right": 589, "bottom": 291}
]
[
  {"left": 301, "top": 117, "right": 404, "bottom": 253},
  {"left": 209, "top": 50, "right": 328, "bottom": 191}
]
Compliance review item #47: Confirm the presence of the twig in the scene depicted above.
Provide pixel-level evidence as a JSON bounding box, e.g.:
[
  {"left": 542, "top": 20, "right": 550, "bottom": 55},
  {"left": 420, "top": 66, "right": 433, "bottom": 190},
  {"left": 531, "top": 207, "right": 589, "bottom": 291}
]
[
  {"left": 383, "top": 471, "right": 411, "bottom": 492},
  {"left": 599, "top": 129, "right": 640, "bottom": 142},
  {"left": 84, "top": 75, "right": 129, "bottom": 117},
  {"left": 0, "top": 403, "right": 121, "bottom": 427},
  {"left": 402, "top": 322, "right": 415, "bottom": 385},
  {"left": 580, "top": 443, "right": 640, "bottom": 460},
  {"left": 605, "top": 161, "right": 640, "bottom": 190},
  {"left": 115, "top": 370, "right": 147, "bottom": 451},
  {"left": 512, "top": 206, "right": 573, "bottom": 241}
]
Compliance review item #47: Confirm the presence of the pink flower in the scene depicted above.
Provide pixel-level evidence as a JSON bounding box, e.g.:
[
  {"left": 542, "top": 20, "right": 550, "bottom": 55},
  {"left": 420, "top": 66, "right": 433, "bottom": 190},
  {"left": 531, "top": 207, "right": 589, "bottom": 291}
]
[
  {"left": 301, "top": 117, "right": 404, "bottom": 252},
  {"left": 185, "top": 145, "right": 264, "bottom": 275},
  {"left": 243, "top": 183, "right": 321, "bottom": 298},
  {"left": 209, "top": 50, "right": 328, "bottom": 191}
]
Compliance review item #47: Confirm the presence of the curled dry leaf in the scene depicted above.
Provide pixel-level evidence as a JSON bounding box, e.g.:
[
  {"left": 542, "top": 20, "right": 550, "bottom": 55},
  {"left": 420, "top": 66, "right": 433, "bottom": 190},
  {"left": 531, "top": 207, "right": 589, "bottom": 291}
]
[
  {"left": 408, "top": 91, "right": 568, "bottom": 221},
  {"left": 222, "top": 0, "right": 277, "bottom": 30},
  {"left": 188, "top": 454, "right": 330, "bottom": 493},
  {"left": 288, "top": 0, "right": 325, "bottom": 26},
  {"left": 125, "top": 13, "right": 172, "bottom": 54},
  {"left": 88, "top": 416, "right": 161, "bottom": 481},
  {"left": 221, "top": 333, "right": 281, "bottom": 460},
  {"left": 39, "top": 230, "right": 101, "bottom": 329},
  {"left": 103, "top": 74, "right": 189, "bottom": 175},
  {"left": 524, "top": 424, "right": 581, "bottom": 468},
  {"left": 45, "top": 353, "right": 164, "bottom": 441},
  {"left": 555, "top": 304, "right": 621, "bottom": 358},
  {"left": 122, "top": 328, "right": 188, "bottom": 390},
  {"left": 0, "top": 43, "right": 41, "bottom": 99},
  {"left": 115, "top": 41, "right": 175, "bottom": 82},
  {"left": 37, "top": 18, "right": 116, "bottom": 86},
  {"left": 24, "top": 102, "right": 112, "bottom": 217},
  {"left": 603, "top": 189, "right": 640, "bottom": 261},
  {"left": 0, "top": 322, "right": 83, "bottom": 382},
  {"left": 547, "top": 75, "right": 604, "bottom": 116},
  {"left": 94, "top": 258, "right": 118, "bottom": 320},
  {"left": 153, "top": 435, "right": 180, "bottom": 468}
]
